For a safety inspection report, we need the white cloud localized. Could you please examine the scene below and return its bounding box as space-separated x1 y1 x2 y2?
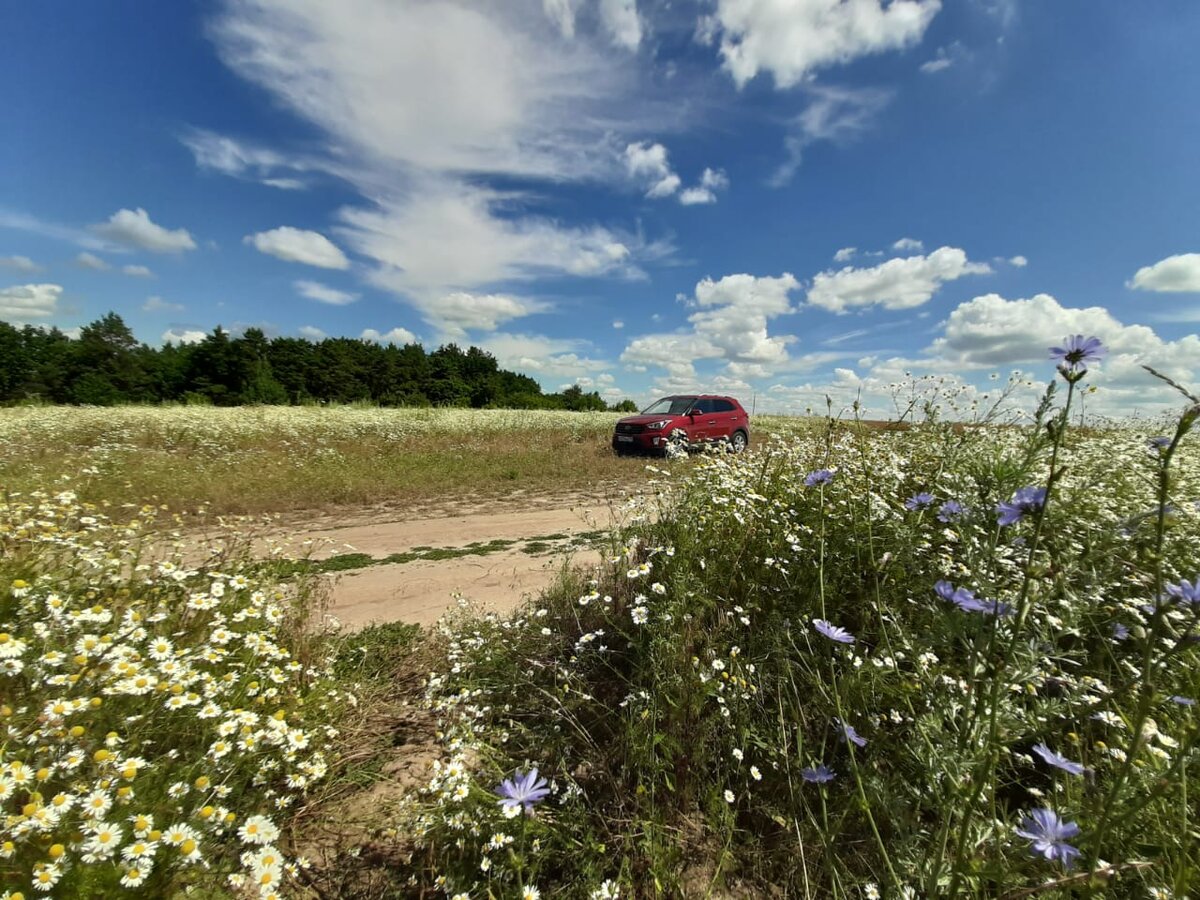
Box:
709 0 942 89
403 290 550 339
0 209 122 253
161 327 207 345
481 332 608 379
621 273 800 385
1129 253 1200 293
771 85 893 186
1009 255 1028 268
211 0 641 182
543 0 579 37
295 279 359 305
833 247 856 263
142 296 184 313
360 327 418 345
599 0 642 50
123 264 154 277
182 130 313 189
624 142 681 199
75 252 110 271
679 167 729 205
245 227 350 269
92 208 197 253
925 291 1200 413
338 185 659 319
298 325 328 340
209 0 676 332
0 283 61 321
892 237 923 252
919 56 953 74
807 246 992 313
613 319 624 329
0 255 40 273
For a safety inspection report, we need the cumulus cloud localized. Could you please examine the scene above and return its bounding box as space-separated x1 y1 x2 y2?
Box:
295 279 359 305
142 296 184 313
122 264 154 277
624 142 681 198
708 0 942 89
679 167 730 205
924 291 1200 413
1009 255 1028 268
0 283 61 321
410 291 550 339
0 255 40 273
613 319 624 329
1129 253 1200 293
771 85 893 186
807 246 992 313
75 252 110 271
893 237 923 252
245 227 350 269
621 273 800 386
833 247 857 263
360 327 418 345
92 208 197 253
161 327 208 345
298 325 328 340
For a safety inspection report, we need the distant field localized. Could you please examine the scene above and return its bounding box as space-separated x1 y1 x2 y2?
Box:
0 405 819 515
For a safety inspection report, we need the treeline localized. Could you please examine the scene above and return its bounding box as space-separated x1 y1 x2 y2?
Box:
0 313 638 411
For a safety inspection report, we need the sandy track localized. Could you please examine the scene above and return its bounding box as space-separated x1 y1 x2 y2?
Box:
303 501 623 629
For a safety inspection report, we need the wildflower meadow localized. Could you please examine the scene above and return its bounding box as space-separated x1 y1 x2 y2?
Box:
401 342 1200 898
3 338 1199 898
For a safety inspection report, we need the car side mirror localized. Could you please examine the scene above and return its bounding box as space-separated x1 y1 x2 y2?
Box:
687 408 700 417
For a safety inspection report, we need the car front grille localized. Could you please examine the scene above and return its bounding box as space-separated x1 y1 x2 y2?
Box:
616 423 645 435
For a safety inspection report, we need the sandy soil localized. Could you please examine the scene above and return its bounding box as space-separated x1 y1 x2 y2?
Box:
303 499 624 628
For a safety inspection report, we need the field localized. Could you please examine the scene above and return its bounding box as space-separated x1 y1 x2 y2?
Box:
3 373 1200 898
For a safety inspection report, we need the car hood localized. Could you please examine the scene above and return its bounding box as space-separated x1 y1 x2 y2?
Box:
616 414 684 426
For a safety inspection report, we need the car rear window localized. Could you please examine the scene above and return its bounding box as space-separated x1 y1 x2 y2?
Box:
714 399 736 412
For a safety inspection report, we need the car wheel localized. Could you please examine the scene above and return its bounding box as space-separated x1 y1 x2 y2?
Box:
730 430 748 453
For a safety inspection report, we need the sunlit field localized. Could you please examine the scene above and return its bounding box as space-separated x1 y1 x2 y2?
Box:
4 353 1200 898
0 405 825 516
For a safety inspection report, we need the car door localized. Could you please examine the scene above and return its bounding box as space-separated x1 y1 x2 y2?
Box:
706 399 732 442
690 398 716 443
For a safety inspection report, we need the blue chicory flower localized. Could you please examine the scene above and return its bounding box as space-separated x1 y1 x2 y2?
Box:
1015 808 1082 868
813 618 855 644
497 767 551 815
1031 743 1085 776
804 469 835 487
1170 695 1196 707
997 486 1047 526
835 718 867 747
1111 622 1130 641
904 492 935 511
1166 579 1200 606
1049 335 1105 374
801 764 836 784
937 500 965 523
934 581 1011 616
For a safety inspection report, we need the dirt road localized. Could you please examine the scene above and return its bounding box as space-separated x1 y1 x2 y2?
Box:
292 497 627 628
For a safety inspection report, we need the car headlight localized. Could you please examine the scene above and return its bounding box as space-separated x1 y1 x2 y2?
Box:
645 419 672 430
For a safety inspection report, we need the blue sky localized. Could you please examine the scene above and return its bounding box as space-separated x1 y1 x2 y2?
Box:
3 0 1199 415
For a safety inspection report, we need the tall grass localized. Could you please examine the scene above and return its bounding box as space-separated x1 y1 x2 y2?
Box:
402 351 1200 898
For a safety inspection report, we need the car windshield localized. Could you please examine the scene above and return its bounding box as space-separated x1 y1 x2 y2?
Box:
641 397 697 416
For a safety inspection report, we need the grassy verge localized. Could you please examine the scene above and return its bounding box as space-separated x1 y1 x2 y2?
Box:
394 388 1200 898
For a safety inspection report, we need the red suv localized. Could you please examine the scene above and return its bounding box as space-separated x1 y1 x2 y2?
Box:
612 395 751 456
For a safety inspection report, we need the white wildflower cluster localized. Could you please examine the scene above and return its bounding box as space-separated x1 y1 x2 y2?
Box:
0 490 342 897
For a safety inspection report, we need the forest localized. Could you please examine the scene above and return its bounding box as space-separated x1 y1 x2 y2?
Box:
0 313 636 411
